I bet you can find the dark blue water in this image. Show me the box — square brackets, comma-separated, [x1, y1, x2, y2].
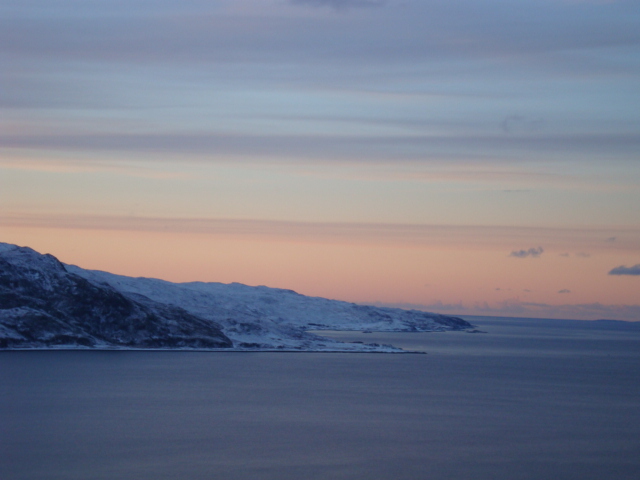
[2, 316, 640, 480]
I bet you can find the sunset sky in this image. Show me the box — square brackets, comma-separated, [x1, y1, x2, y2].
[1, 0, 639, 320]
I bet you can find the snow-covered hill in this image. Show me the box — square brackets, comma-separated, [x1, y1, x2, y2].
[0, 243, 232, 349]
[1, 242, 472, 352]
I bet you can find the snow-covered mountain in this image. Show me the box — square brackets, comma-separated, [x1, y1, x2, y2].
[1, 242, 472, 352]
[0, 243, 232, 350]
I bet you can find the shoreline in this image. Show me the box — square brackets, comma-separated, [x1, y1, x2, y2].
[0, 346, 426, 354]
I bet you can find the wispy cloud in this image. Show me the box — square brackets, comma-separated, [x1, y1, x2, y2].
[558, 289, 571, 294]
[560, 252, 592, 258]
[0, 157, 191, 180]
[3, 213, 640, 251]
[3, 132, 639, 164]
[510, 247, 544, 258]
[609, 264, 640, 276]
[290, 0, 387, 9]
[3, 0, 638, 65]
[500, 115, 546, 134]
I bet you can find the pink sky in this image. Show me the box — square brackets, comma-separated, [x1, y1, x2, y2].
[3, 215, 639, 320]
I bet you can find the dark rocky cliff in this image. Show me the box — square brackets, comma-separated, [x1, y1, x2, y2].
[0, 245, 232, 349]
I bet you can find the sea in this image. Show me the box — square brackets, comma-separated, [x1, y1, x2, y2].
[2, 316, 639, 480]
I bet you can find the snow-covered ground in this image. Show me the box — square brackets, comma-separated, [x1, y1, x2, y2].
[68, 266, 471, 351]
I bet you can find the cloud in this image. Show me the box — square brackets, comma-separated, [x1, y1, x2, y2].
[4, 132, 638, 165]
[500, 115, 546, 134]
[575, 252, 590, 258]
[510, 246, 544, 258]
[2, 0, 639, 72]
[609, 264, 640, 276]
[3, 213, 640, 252]
[290, 0, 387, 9]
[558, 289, 571, 294]
[606, 237, 617, 242]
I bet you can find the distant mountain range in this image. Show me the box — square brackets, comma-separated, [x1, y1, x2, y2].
[0, 242, 471, 352]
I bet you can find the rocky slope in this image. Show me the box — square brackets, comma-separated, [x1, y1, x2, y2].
[0, 243, 232, 349]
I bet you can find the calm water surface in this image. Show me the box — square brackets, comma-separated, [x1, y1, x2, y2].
[2, 316, 640, 480]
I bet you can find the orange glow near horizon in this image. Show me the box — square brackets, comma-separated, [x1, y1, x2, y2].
[3, 224, 638, 320]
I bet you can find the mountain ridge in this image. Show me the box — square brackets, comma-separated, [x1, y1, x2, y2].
[1, 242, 472, 352]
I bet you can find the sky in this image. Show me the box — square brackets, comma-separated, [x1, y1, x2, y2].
[1, 0, 639, 320]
